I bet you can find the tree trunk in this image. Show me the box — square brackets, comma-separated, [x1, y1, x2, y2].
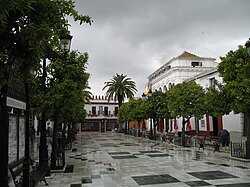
[0, 89, 9, 187]
[153, 119, 157, 140]
[50, 110, 59, 169]
[150, 118, 153, 139]
[137, 120, 140, 137]
[124, 122, 127, 134]
[182, 117, 186, 146]
[246, 108, 250, 159]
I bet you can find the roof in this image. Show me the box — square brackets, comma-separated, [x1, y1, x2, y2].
[184, 67, 218, 82]
[148, 51, 216, 80]
[176, 51, 203, 60]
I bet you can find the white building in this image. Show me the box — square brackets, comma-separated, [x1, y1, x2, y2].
[148, 51, 218, 92]
[186, 68, 246, 142]
[82, 95, 119, 132]
[146, 51, 218, 134]
[146, 51, 245, 142]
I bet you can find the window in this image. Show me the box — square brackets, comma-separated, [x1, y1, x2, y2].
[104, 107, 108, 116]
[200, 119, 205, 127]
[114, 107, 118, 116]
[99, 106, 103, 115]
[92, 107, 96, 115]
[191, 61, 202, 67]
[209, 77, 216, 88]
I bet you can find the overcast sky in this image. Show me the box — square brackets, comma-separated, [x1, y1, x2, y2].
[69, 0, 250, 97]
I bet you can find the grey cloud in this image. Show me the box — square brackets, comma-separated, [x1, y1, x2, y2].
[70, 0, 250, 96]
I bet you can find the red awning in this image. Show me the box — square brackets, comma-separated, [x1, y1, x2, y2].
[186, 119, 192, 131]
[174, 119, 178, 130]
[141, 120, 146, 130]
[159, 119, 164, 132]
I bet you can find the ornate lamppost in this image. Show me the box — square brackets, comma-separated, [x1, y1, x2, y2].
[50, 32, 72, 170]
[142, 89, 153, 139]
[245, 38, 250, 158]
[245, 38, 250, 55]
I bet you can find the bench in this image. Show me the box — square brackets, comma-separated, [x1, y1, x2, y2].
[198, 136, 220, 152]
[165, 133, 175, 143]
[9, 159, 24, 187]
[9, 157, 48, 187]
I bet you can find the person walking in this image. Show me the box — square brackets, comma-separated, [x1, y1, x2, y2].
[219, 129, 230, 147]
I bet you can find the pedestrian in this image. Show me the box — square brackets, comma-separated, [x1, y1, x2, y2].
[219, 129, 230, 147]
[30, 126, 35, 148]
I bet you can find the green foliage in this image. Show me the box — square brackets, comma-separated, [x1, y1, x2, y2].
[204, 83, 231, 117]
[218, 45, 250, 113]
[118, 102, 130, 123]
[102, 73, 137, 107]
[167, 81, 205, 119]
[0, 0, 92, 92]
[30, 51, 90, 123]
[128, 98, 147, 121]
[150, 91, 170, 119]
[118, 98, 149, 123]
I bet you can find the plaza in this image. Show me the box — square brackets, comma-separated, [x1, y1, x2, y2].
[34, 132, 250, 187]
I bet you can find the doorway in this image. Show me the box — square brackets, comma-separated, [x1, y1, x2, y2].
[212, 116, 218, 136]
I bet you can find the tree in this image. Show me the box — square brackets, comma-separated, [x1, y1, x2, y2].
[146, 91, 169, 139]
[118, 102, 130, 133]
[218, 45, 250, 158]
[0, 1, 92, 186]
[167, 81, 205, 146]
[102, 73, 137, 108]
[45, 51, 90, 169]
[204, 82, 231, 117]
[128, 98, 148, 137]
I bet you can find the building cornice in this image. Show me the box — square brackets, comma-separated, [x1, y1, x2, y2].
[150, 66, 213, 84]
[185, 67, 218, 82]
[148, 51, 216, 81]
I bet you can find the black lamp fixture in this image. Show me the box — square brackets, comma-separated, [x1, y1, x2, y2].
[59, 33, 73, 52]
[245, 38, 250, 56]
[142, 93, 146, 98]
[148, 89, 152, 97]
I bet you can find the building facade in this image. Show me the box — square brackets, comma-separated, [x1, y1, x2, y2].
[81, 95, 119, 132]
[146, 51, 245, 142]
[147, 51, 218, 92]
[146, 51, 218, 134]
[186, 68, 246, 142]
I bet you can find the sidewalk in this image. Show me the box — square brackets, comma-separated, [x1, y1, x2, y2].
[36, 132, 250, 187]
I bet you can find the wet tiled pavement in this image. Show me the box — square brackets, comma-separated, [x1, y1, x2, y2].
[35, 132, 250, 187]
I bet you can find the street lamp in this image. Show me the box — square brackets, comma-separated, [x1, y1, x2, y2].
[245, 38, 250, 56]
[37, 57, 49, 174]
[38, 34, 73, 172]
[59, 33, 73, 52]
[245, 38, 250, 158]
[50, 32, 73, 170]
[142, 89, 154, 139]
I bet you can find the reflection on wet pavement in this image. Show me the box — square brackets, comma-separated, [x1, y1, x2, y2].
[36, 132, 250, 187]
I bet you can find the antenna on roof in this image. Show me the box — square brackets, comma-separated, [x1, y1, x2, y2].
[202, 31, 205, 57]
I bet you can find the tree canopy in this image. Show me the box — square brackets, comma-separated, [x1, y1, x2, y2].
[218, 44, 250, 158]
[0, 0, 92, 92]
[218, 45, 250, 113]
[102, 73, 137, 107]
[167, 81, 205, 119]
[204, 82, 231, 117]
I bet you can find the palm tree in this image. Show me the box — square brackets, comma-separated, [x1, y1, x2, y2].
[103, 73, 137, 107]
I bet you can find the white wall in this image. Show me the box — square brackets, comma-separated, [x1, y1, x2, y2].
[85, 97, 118, 116]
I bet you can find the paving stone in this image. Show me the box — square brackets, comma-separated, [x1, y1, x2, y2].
[132, 174, 180, 185]
[188, 170, 238, 180]
[185, 180, 212, 186]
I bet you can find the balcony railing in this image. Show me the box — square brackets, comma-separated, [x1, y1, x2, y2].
[87, 113, 117, 117]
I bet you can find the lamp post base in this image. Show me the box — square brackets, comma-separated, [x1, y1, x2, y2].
[38, 145, 50, 176]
